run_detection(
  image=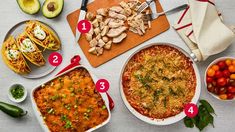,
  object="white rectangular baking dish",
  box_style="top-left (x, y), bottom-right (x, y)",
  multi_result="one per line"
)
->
top-left (31, 65), bottom-right (111, 132)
